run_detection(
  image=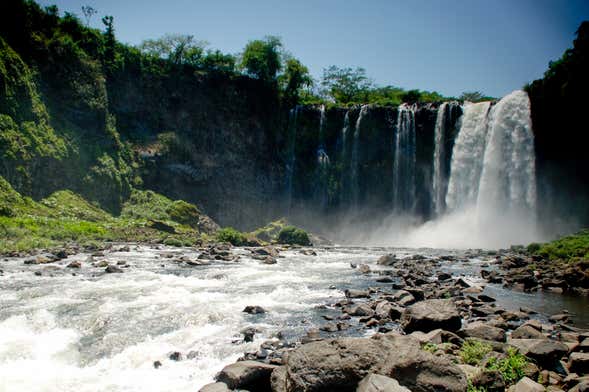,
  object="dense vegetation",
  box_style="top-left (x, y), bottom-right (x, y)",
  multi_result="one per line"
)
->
top-left (528, 230), bottom-right (589, 262)
top-left (0, 176), bottom-right (216, 253)
top-left (525, 21), bottom-right (589, 224)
